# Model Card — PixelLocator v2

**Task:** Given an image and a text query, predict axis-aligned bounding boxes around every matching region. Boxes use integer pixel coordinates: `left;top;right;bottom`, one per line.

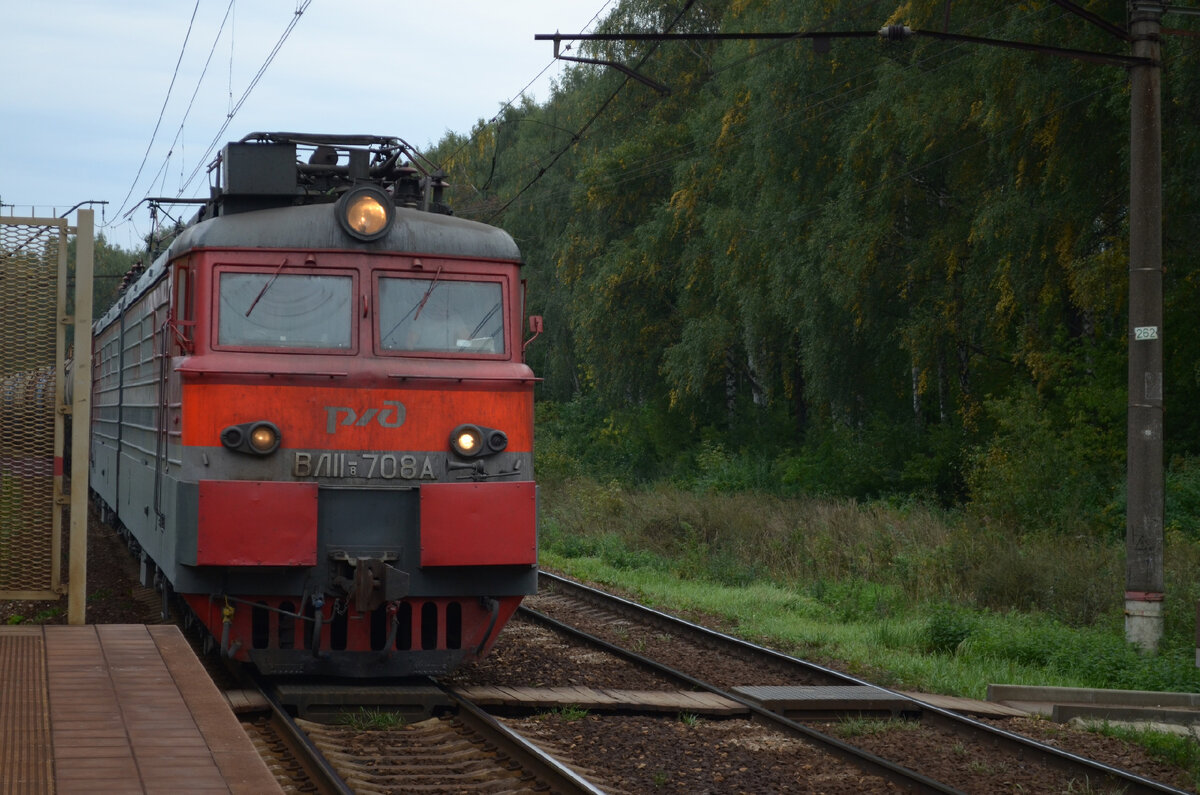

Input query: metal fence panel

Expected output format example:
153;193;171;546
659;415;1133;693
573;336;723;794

0;219;66;599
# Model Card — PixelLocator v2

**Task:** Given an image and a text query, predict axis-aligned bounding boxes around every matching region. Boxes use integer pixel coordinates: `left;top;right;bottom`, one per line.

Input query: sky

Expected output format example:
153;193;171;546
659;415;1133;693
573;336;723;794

0;0;609;249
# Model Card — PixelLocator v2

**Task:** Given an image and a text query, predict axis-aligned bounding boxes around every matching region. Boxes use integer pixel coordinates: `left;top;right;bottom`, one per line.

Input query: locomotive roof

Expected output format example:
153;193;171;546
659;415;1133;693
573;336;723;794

172;201;520;260
96;133;524;333
95;194;522;334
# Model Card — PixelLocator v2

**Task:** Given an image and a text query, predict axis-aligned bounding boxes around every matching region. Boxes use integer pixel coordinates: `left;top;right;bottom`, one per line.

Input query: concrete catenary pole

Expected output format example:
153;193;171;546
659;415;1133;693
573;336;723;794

1125;1;1165;652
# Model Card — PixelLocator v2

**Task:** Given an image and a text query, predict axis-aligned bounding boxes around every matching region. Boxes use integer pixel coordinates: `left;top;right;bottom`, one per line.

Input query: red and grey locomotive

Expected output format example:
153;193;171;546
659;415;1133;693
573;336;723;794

89;133;538;676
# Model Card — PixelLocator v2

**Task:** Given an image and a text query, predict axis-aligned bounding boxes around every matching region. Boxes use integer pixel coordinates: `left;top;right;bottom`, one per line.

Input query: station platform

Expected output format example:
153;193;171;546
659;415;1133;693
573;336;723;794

0;624;281;794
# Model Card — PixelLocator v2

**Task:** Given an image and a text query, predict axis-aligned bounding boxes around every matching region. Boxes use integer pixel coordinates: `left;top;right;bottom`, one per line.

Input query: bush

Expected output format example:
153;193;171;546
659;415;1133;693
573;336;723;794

965;386;1123;536
770;414;967;506
968;531;1120;625
808;578;904;622
923;605;978;654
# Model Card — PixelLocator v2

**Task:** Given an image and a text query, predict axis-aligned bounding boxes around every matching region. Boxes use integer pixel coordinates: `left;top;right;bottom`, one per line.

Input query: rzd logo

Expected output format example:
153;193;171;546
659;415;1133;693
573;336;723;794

325;400;405;434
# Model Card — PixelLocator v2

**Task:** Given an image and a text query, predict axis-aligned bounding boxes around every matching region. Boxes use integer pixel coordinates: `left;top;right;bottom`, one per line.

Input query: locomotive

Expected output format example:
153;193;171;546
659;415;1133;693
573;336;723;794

89;133;539;677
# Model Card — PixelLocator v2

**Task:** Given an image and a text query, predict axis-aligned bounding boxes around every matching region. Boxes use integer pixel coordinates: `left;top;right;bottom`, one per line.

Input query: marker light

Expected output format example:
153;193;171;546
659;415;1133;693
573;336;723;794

221;421;281;456
336;186;393;241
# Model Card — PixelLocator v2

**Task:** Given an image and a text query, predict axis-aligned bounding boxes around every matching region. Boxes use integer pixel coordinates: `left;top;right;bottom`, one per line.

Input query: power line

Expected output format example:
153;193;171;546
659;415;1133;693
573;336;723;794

485;0;699;222
108;0;202;224
438;0;617;174
176;0;313;197
145;0;238;201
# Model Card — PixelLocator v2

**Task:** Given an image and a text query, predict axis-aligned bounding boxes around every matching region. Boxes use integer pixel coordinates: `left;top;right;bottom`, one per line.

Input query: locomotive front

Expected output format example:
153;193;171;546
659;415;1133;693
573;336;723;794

90;134;538;676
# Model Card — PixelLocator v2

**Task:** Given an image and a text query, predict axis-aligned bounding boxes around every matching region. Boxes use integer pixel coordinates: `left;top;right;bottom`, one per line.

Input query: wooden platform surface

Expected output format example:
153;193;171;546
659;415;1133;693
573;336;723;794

454;684;1030;722
453;685;748;715
0;624;280;795
900;691;1029;718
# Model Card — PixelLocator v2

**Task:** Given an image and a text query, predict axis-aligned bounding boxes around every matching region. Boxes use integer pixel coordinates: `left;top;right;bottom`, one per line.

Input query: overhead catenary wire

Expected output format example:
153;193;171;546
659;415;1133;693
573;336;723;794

145;0;239;203
108;0;203;225
437;0;617;175
484;0;700;223
176;0;313;198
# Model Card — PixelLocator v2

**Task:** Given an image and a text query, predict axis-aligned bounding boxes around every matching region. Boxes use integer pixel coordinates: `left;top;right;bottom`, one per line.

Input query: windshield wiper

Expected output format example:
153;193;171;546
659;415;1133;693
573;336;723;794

245;257;289;317
381;266;445;344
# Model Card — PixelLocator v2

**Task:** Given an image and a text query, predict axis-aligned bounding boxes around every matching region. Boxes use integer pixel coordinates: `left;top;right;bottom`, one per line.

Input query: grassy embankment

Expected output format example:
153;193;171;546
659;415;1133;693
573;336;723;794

535;477;1200;777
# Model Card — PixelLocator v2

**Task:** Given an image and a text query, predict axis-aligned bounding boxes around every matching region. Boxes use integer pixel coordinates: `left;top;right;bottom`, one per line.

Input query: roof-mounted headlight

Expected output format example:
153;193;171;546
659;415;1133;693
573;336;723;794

336;185;393;241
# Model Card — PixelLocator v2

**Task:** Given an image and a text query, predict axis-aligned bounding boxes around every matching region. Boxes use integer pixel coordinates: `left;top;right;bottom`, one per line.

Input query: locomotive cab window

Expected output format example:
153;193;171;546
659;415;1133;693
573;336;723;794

216;269;355;351
377;275;505;355
172;263;195;352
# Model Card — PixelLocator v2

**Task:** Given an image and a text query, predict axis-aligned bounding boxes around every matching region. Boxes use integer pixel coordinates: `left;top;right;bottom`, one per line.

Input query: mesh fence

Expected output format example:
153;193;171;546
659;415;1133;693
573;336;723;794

0;220;62;595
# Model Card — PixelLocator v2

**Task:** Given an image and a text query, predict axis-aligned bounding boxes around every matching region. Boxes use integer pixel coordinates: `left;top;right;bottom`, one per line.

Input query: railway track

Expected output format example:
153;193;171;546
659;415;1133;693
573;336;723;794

294;693;605;794
171;553;1191;792
232;670;608;792
505;571;1190;794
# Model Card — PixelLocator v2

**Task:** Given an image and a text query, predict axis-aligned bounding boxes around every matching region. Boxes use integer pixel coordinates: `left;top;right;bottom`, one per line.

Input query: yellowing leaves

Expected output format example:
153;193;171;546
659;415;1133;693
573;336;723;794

717;91;751;150
1034;115;1061;152
992;258;1018;329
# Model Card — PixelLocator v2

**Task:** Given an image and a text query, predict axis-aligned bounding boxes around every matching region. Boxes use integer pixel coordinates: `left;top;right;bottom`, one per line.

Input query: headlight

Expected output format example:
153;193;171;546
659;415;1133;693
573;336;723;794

450;424;507;458
221;421;281;456
336;185;393;241
249;424;279;453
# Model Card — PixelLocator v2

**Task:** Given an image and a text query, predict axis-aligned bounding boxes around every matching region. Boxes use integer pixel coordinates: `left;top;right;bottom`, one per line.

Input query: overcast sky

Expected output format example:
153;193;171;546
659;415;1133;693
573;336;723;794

0;0;608;248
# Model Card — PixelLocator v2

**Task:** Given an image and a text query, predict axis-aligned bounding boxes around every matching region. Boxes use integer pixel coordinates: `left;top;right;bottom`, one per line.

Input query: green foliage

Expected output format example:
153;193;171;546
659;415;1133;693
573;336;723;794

337;708;408;730
966;384;1123;536
834;718;921;739
809;579;904;623
776;417;966;504
544;705;589;722
924;606;979;654
539;478;1200;687
1165;456;1200;543
80;233;141;317
535;395;689;484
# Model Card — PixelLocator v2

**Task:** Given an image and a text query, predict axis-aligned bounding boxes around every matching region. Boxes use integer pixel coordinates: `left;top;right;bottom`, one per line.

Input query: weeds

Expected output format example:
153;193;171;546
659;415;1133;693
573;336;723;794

539;477;1200;692
1087;722;1200;791
833;717;918;739
337;708;407;731
544;705;589;721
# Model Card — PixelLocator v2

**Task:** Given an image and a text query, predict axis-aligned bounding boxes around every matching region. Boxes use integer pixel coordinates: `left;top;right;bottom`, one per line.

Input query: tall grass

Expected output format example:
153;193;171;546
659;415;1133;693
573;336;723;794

537;477;1200;696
